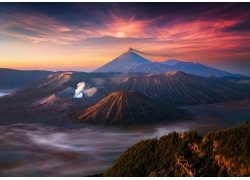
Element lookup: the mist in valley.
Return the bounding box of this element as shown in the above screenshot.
[0,88,250,176]
[0,122,191,176]
[1,99,249,177]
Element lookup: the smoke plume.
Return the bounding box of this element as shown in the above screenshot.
[128,47,172,57]
[74,82,97,98]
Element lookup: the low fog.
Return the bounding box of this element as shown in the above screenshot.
[0,93,9,97]
[0,122,195,176]
[0,99,249,176]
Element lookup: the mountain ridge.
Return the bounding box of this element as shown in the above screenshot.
[92,49,246,77]
[113,71,250,105]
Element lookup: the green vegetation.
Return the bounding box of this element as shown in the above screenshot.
[104,121,250,177]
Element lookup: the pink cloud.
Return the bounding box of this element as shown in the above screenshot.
[1,7,250,62]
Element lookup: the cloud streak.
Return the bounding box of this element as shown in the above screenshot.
[1,2,250,75]
[1,3,250,47]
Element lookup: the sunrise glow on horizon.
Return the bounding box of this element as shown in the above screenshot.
[1,2,250,75]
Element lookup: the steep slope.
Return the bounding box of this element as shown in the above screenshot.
[104,121,250,177]
[129,62,172,73]
[161,60,245,77]
[93,51,151,72]
[113,71,250,105]
[0,68,55,89]
[68,91,189,126]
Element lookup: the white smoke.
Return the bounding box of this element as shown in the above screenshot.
[84,88,98,97]
[74,82,97,98]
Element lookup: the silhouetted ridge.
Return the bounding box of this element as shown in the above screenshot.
[68,91,189,126]
[0,68,55,89]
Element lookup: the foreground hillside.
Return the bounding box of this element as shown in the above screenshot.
[104,121,250,177]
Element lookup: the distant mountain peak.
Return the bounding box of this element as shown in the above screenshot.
[93,50,151,73]
[93,50,245,77]
[118,51,141,59]
[128,47,134,52]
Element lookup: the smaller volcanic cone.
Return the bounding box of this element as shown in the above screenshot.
[68,91,189,126]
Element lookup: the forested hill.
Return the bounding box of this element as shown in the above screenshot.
[103,121,250,177]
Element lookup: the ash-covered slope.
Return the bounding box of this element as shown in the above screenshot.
[68,91,189,126]
[93,51,150,72]
[114,71,250,105]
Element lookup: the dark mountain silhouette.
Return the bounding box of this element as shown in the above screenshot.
[103,121,250,177]
[68,91,189,126]
[93,51,150,72]
[0,68,55,89]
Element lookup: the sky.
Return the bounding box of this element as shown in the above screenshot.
[0,2,250,76]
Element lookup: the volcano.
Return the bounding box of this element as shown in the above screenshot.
[68,91,188,126]
[92,49,246,77]
[93,50,150,72]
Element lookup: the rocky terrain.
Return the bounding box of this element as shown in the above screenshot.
[113,71,250,105]
[1,70,250,126]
